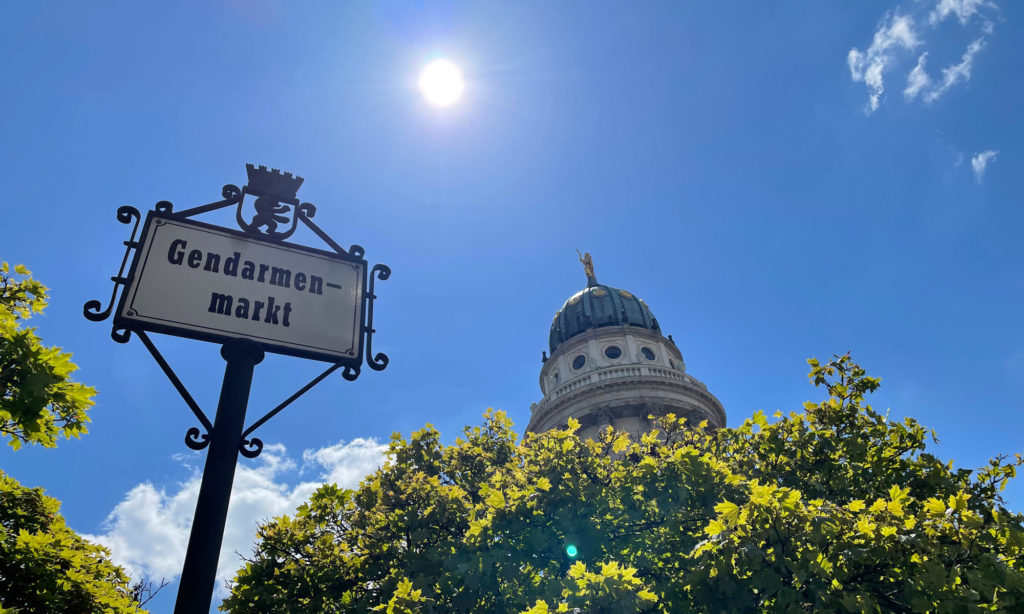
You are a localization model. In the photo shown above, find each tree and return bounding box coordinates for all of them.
[1,262,96,449]
[0,471,149,613]
[0,262,149,612]
[223,355,1024,613]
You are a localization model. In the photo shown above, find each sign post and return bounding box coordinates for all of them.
[84,165,389,612]
[175,339,263,612]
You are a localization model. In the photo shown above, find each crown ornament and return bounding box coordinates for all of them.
[244,164,304,205]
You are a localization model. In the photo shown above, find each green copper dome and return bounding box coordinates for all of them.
[548,283,661,354]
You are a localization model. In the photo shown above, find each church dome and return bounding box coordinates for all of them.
[548,282,662,354]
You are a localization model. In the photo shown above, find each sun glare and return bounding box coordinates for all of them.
[419,59,464,107]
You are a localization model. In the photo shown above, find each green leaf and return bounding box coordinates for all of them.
[705,519,726,536]
[855,518,876,537]
[485,489,506,508]
[714,500,740,522]
[924,498,946,515]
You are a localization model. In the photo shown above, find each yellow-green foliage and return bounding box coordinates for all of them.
[0,263,96,449]
[224,355,1024,613]
[0,471,144,612]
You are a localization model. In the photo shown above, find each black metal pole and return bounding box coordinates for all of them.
[174,339,264,613]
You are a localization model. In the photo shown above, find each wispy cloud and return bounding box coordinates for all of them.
[848,13,920,113]
[971,150,998,182]
[83,438,386,595]
[904,53,932,100]
[923,38,985,103]
[849,1,997,112]
[930,0,990,25]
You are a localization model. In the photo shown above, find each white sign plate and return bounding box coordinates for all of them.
[118,215,364,362]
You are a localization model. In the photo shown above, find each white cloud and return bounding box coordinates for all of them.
[849,2,998,113]
[904,53,932,100]
[848,13,920,113]
[83,438,386,596]
[930,0,989,26]
[971,150,998,182]
[303,437,390,488]
[923,38,985,103]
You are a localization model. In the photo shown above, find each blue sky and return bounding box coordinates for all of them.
[2,1,1022,610]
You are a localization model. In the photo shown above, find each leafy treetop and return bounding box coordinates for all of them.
[0,263,156,612]
[0,470,147,613]
[0,262,96,449]
[223,355,1024,613]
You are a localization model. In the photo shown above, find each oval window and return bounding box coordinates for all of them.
[641,347,656,360]
[604,345,622,359]
[572,354,587,370]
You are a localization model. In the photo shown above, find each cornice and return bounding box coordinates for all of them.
[529,373,726,431]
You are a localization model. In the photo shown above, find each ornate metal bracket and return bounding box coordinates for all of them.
[136,331,213,450]
[238,363,342,458]
[162,184,242,219]
[83,206,141,343]
[365,264,391,371]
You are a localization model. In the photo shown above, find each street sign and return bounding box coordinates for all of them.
[116,214,365,364]
[85,165,390,613]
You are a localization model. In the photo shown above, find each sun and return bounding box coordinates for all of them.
[418,59,465,107]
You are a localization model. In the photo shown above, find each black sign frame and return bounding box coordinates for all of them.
[113,210,368,368]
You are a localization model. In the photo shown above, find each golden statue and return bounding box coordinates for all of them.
[576,249,595,279]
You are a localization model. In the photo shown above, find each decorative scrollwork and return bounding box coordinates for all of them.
[240,437,263,458]
[83,206,141,323]
[82,300,108,322]
[237,363,343,455]
[155,200,173,214]
[116,205,140,224]
[169,185,243,220]
[111,326,132,344]
[371,263,392,282]
[365,264,391,371]
[185,427,210,450]
[342,364,361,381]
[134,331,214,444]
[349,245,365,258]
[222,184,241,201]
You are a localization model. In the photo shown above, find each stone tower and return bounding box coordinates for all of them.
[526,254,725,439]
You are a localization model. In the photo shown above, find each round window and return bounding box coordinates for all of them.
[572,354,587,370]
[641,347,656,360]
[604,345,622,359]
